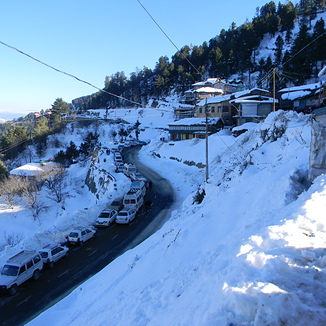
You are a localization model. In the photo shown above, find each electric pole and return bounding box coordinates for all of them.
[205,98,209,183]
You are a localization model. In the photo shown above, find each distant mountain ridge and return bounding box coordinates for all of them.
[0,112,28,122]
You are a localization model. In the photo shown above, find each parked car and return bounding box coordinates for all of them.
[116,209,136,224]
[131,172,148,184]
[39,244,69,268]
[0,250,43,295]
[95,209,117,227]
[116,163,125,172]
[67,227,96,245]
[108,197,124,211]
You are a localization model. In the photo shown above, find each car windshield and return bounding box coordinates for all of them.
[98,213,110,218]
[111,201,119,206]
[119,212,128,217]
[1,265,19,276]
[69,232,79,238]
[40,252,48,258]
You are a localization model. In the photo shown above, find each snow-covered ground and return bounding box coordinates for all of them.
[1,101,326,325]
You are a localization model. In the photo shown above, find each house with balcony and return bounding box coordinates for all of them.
[182,78,244,105]
[168,117,224,141]
[173,104,195,120]
[231,95,277,125]
[277,82,324,113]
[192,78,244,94]
[194,88,272,126]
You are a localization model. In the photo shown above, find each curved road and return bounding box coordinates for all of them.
[0,146,174,326]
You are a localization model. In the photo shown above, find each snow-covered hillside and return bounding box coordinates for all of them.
[10,106,323,325]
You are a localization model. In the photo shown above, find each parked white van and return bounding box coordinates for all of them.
[123,163,137,177]
[130,180,146,197]
[0,250,43,295]
[123,188,144,212]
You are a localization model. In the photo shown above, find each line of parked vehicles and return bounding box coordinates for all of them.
[99,146,149,225]
[0,142,150,296]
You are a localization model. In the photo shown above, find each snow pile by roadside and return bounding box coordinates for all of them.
[28,110,326,325]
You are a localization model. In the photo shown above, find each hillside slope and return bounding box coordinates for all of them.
[28,110,326,326]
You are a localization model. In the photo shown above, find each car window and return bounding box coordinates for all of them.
[2,265,19,276]
[69,232,78,238]
[86,229,91,234]
[18,265,26,275]
[81,231,86,236]
[33,255,41,264]
[40,252,48,259]
[26,260,33,269]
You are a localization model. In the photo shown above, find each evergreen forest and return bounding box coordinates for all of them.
[72,0,326,110]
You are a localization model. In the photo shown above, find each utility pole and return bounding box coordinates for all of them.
[205,98,209,183]
[273,67,276,112]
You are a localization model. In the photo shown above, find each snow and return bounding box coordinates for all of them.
[9,162,58,177]
[0,100,326,325]
[281,90,312,101]
[279,83,321,93]
[194,86,224,94]
[168,117,221,126]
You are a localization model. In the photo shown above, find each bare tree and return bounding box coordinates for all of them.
[0,176,26,208]
[44,165,69,204]
[23,179,49,220]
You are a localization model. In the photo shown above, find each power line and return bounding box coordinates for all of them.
[282,30,326,66]
[0,40,145,108]
[137,0,203,78]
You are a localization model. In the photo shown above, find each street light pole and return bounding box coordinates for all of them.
[205,97,209,183]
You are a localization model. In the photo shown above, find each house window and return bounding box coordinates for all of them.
[223,106,229,113]
[199,107,203,114]
[218,106,222,113]
[211,106,215,113]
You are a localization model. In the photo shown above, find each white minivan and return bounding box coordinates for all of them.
[0,250,43,295]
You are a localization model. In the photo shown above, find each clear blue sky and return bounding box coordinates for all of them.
[0,0,289,115]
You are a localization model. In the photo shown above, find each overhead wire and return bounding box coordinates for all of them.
[282,30,326,66]
[0,40,145,108]
[137,0,203,77]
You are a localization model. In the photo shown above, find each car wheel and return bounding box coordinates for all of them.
[9,284,17,296]
[33,270,40,280]
[49,261,55,269]
[79,239,83,246]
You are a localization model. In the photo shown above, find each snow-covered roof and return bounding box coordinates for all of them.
[194,87,224,94]
[231,95,278,104]
[197,94,232,106]
[168,117,221,126]
[281,90,311,101]
[234,88,270,98]
[10,162,58,177]
[278,82,321,93]
[192,78,219,87]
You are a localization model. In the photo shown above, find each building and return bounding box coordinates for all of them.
[195,94,234,126]
[277,82,324,112]
[192,78,244,94]
[182,77,245,105]
[231,95,277,126]
[194,88,273,126]
[168,117,224,141]
[173,104,195,120]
